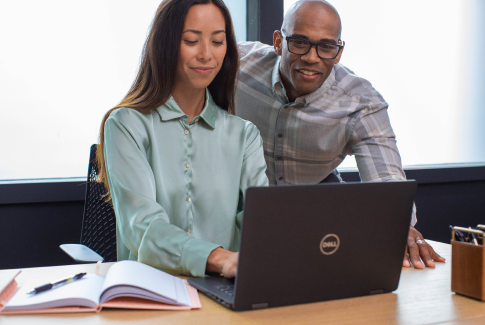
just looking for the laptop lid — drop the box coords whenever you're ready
[230,181,416,311]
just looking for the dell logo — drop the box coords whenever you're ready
[320,234,340,255]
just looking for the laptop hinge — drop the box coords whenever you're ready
[370,289,384,295]
[252,303,268,310]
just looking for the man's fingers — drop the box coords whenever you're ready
[407,238,424,269]
[402,246,411,268]
[416,238,435,268]
[420,238,445,262]
[405,226,445,268]
[429,245,446,262]
[402,254,411,268]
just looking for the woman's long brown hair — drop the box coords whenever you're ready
[97,0,239,201]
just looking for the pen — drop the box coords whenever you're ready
[469,227,479,245]
[450,225,466,242]
[26,272,87,295]
[455,230,466,242]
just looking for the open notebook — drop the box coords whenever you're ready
[0,261,200,314]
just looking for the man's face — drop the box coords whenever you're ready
[274,2,344,101]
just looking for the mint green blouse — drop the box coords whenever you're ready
[104,90,268,277]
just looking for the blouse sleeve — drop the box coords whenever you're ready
[236,123,269,228]
[104,110,220,277]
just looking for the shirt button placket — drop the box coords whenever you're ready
[274,104,288,185]
[184,124,194,234]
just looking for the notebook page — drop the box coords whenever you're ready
[99,261,188,305]
[173,277,191,306]
[99,285,178,305]
[2,274,104,311]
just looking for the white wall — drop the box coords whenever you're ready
[0,0,247,180]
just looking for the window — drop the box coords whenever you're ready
[284,0,485,168]
[0,0,247,180]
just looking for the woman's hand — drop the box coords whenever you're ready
[206,247,238,278]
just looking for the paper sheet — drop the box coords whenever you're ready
[99,260,189,306]
[2,274,105,310]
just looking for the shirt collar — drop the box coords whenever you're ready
[156,97,186,121]
[272,57,337,105]
[156,88,217,129]
[271,56,283,93]
[199,89,217,129]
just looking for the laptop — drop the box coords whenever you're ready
[188,180,417,311]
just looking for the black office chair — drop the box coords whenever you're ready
[60,144,117,263]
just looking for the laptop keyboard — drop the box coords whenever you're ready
[215,284,234,296]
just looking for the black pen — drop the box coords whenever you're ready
[26,272,87,295]
[450,225,466,242]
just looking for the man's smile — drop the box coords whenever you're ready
[298,69,319,76]
[296,68,322,79]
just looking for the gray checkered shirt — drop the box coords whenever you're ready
[236,42,416,224]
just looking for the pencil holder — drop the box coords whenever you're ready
[451,226,485,301]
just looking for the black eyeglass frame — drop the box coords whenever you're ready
[280,30,344,60]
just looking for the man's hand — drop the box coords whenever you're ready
[403,225,445,268]
[206,247,238,278]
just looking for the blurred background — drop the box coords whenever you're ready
[0,0,483,180]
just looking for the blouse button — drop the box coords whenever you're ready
[184,130,189,135]
[187,197,191,202]
[186,163,190,168]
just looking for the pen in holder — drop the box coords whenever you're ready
[451,226,485,301]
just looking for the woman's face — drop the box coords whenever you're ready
[174,3,227,91]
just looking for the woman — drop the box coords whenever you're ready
[97,0,268,277]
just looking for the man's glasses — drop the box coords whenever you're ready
[281,30,343,60]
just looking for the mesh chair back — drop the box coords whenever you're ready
[80,144,117,262]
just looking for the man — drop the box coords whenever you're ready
[236,0,445,268]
